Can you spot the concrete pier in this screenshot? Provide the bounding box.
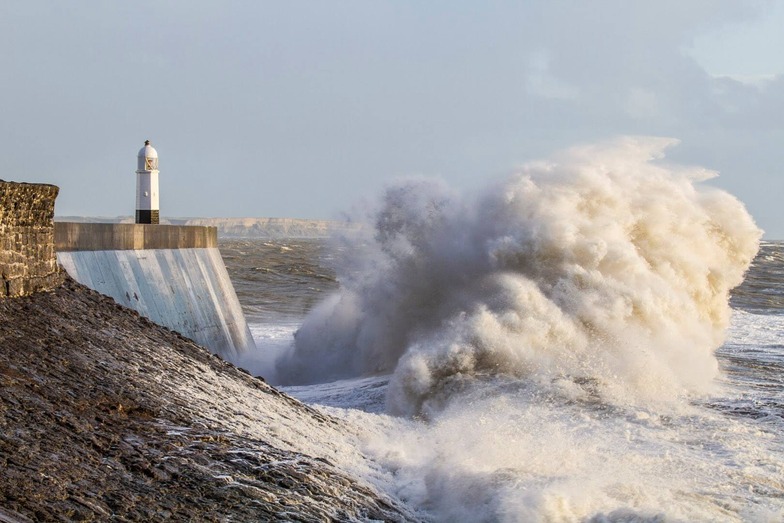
[55,222,255,358]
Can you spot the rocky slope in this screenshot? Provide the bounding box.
[0,278,413,522]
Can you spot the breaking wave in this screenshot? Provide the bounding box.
[277,136,761,416]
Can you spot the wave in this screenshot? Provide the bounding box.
[277,136,761,416]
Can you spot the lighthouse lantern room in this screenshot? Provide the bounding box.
[136,140,159,224]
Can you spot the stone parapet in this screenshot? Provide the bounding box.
[55,222,217,251]
[0,181,64,297]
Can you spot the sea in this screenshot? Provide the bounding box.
[217,139,783,522]
[219,237,783,522]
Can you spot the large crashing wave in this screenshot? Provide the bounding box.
[277,137,761,415]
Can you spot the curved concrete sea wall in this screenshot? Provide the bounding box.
[56,223,255,358]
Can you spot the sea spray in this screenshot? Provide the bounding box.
[279,136,760,415]
[261,141,780,520]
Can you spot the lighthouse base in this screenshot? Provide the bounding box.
[136,209,159,224]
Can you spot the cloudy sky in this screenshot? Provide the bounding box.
[2,1,783,237]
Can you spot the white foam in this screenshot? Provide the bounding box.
[231,322,298,383]
[307,371,783,522]
[282,375,389,413]
[725,309,784,349]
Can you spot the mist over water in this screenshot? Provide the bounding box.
[278,136,762,417]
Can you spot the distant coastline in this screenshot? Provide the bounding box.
[55,216,354,239]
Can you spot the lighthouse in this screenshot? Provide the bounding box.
[136,140,159,224]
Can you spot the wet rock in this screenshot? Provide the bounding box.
[0,277,414,522]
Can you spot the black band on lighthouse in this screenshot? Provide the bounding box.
[136,210,159,224]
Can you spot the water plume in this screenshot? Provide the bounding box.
[278,136,761,415]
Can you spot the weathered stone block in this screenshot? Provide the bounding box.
[0,180,64,297]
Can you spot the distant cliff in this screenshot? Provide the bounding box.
[56,216,350,239]
[183,217,340,239]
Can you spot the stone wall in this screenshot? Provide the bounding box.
[0,181,64,297]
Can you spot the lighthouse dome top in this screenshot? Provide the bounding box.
[137,140,159,171]
[138,139,158,159]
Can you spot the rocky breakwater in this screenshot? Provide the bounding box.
[0,181,63,297]
[0,277,413,522]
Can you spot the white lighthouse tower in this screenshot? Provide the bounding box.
[135,140,159,224]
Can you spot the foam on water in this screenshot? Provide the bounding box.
[328,379,783,522]
[713,310,784,430]
[260,313,784,522]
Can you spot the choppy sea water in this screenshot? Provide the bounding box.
[219,141,783,520]
[220,238,783,521]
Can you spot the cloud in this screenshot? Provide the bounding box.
[1,1,782,235]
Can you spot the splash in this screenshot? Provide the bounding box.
[278,136,761,415]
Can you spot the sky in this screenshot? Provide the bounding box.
[2,1,783,238]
